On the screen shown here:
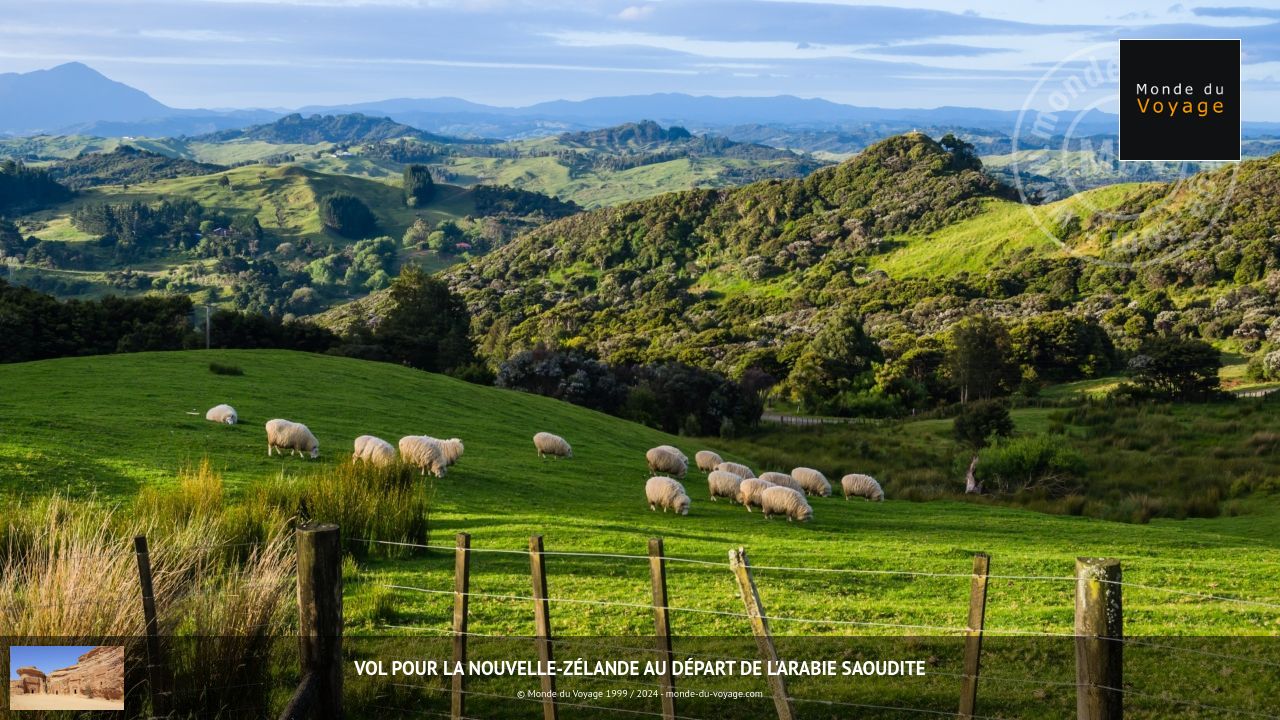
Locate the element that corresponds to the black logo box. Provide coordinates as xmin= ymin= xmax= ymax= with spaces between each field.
xmin=1119 ymin=39 xmax=1241 ymax=162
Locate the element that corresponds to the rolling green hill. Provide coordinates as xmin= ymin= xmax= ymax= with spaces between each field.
xmin=1 ymin=348 xmax=1278 ymax=645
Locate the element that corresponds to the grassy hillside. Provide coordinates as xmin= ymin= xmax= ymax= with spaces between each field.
xmin=1 ymin=349 xmax=1278 ymax=644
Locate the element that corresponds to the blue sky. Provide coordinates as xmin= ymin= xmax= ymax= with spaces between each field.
xmin=9 ymin=646 xmax=101 ymax=679
xmin=0 ymin=1 xmax=1278 ymax=117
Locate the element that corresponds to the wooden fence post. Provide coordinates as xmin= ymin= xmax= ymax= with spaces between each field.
xmin=296 ymin=523 xmax=343 ymax=720
xmin=958 ymin=552 xmax=990 ymax=719
xmin=1075 ymin=558 xmax=1122 ymax=720
xmin=648 ymin=538 xmax=677 ymax=720
xmin=529 ymin=535 xmax=558 ymax=720
xmin=729 ymin=547 xmax=795 ymax=720
xmin=134 ymin=535 xmax=168 ymax=717
xmin=452 ymin=533 xmax=471 ymax=720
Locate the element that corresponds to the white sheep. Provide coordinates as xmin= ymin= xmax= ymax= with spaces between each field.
xmin=656 ymin=445 xmax=689 ymax=463
xmin=265 ymin=419 xmax=319 ymax=459
xmin=716 ymin=461 xmax=755 ymax=479
xmin=695 ymin=450 xmax=723 ymax=473
xmin=841 ymin=473 xmax=884 ymax=502
xmin=791 ymin=467 xmax=832 ymax=497
xmin=353 ymin=435 xmax=396 ymax=467
xmin=707 ymin=470 xmax=743 ymax=503
xmin=759 ymin=471 xmax=804 ymax=493
xmin=439 ymin=438 xmax=465 ymax=466
xmin=646 ymin=446 xmax=688 ymax=478
xmin=737 ymin=477 xmax=776 ymax=512
xmin=760 ymin=486 xmax=813 ymax=522
xmin=399 ymin=435 xmax=449 ymax=477
xmin=645 ymin=476 xmax=691 ymax=515
xmin=205 ymin=404 xmax=238 ymax=425
xmin=533 ymin=432 xmax=573 ymax=459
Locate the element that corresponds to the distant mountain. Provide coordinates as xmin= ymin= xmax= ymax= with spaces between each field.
xmin=560 ymin=120 xmax=694 ymax=148
xmin=61 ymin=110 xmax=283 ymax=139
xmin=195 ymin=113 xmax=471 ymax=145
xmin=0 ymin=63 xmax=173 ymax=134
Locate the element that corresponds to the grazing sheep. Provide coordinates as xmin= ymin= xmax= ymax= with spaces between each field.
xmin=759 ymin=471 xmax=804 ymax=493
xmin=439 ymin=438 xmax=465 ymax=466
xmin=645 ymin=476 xmax=691 ymax=515
xmin=760 ymin=486 xmax=813 ymax=522
xmin=707 ymin=470 xmax=743 ymax=503
xmin=791 ymin=467 xmax=832 ymax=497
xmin=656 ymin=445 xmax=689 ymax=463
xmin=737 ymin=477 xmax=776 ymax=512
xmin=646 ymin=446 xmax=688 ymax=478
xmin=399 ymin=435 xmax=449 ymax=477
xmin=353 ymin=435 xmax=396 ymax=467
xmin=695 ymin=450 xmax=723 ymax=473
xmin=716 ymin=461 xmax=756 ymax=479
xmin=205 ymin=404 xmax=238 ymax=425
xmin=841 ymin=474 xmax=884 ymax=502
xmin=533 ymin=432 xmax=573 ymax=459
xmin=265 ymin=419 xmax=319 ymax=459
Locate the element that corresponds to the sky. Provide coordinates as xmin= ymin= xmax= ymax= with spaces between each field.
xmin=0 ymin=0 xmax=1278 ymax=117
xmin=9 ymin=646 xmax=101 ymax=679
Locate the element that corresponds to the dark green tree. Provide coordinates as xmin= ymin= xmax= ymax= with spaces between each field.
xmin=787 ymin=307 xmax=881 ymax=412
xmin=944 ymin=314 xmax=1020 ymax=403
xmin=953 ymin=399 xmax=1014 ymax=493
xmin=403 ymin=164 xmax=435 ymax=207
xmin=373 ymin=265 xmax=476 ymax=372
xmin=1128 ymin=336 xmax=1221 ymax=401
xmin=318 ymin=192 xmax=377 ymax=239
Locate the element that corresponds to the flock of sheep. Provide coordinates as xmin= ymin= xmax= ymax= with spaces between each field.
xmin=203 ymin=407 xmax=881 ymax=524
xmin=641 ymin=446 xmax=883 ymax=523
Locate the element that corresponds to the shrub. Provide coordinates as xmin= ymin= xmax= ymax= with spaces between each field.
xmin=971 ymin=435 xmax=1087 ymax=496
xmin=209 ymin=362 xmax=244 ymax=376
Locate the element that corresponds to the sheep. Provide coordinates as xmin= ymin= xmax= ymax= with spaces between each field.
xmin=533 ymin=432 xmax=573 ymax=459
xmin=265 ymin=419 xmax=319 ymax=459
xmin=759 ymin=471 xmax=804 ymax=493
xmin=707 ymin=470 xmax=743 ymax=503
xmin=716 ymin=461 xmax=756 ymax=479
xmin=760 ymin=486 xmax=813 ymax=522
xmin=841 ymin=473 xmax=884 ymax=502
xmin=645 ymin=476 xmax=691 ymax=515
xmin=791 ymin=467 xmax=832 ymax=497
xmin=439 ymin=438 xmax=465 ymax=466
xmin=205 ymin=404 xmax=238 ymax=425
xmin=695 ymin=450 xmax=723 ymax=473
xmin=646 ymin=446 xmax=688 ymax=478
xmin=399 ymin=435 xmax=449 ymax=477
xmin=353 ymin=435 xmax=396 ymax=467
xmin=737 ymin=477 xmax=776 ymax=512
xmin=656 ymin=445 xmax=688 ymax=463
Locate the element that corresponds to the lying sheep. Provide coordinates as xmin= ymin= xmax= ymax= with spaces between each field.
xmin=533 ymin=432 xmax=573 ymax=459
xmin=695 ymin=450 xmax=723 ymax=473
xmin=206 ymin=404 xmax=238 ymax=425
xmin=841 ymin=473 xmax=884 ymax=502
xmin=647 ymin=446 xmax=688 ymax=478
xmin=353 ymin=435 xmax=396 ymax=467
xmin=760 ymin=486 xmax=813 ymax=522
xmin=707 ymin=470 xmax=743 ymax=503
xmin=737 ymin=477 xmax=776 ymax=512
xmin=265 ymin=419 xmax=319 ymax=459
xmin=759 ymin=471 xmax=804 ymax=493
xmin=791 ymin=467 xmax=832 ymax=497
xmin=716 ymin=461 xmax=756 ymax=479
xmin=439 ymin=438 xmax=465 ymax=466
xmin=645 ymin=476 xmax=691 ymax=516
xmin=399 ymin=435 xmax=449 ymax=477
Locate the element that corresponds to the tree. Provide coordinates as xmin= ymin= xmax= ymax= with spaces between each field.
xmin=318 ymin=192 xmax=377 ymax=239
xmin=787 ymin=307 xmax=881 ymax=412
xmin=953 ymin=399 xmax=1014 ymax=493
xmin=403 ymin=164 xmax=434 ymax=207
xmin=1127 ymin=336 xmax=1221 ymax=401
xmin=373 ymin=265 xmax=476 ymax=372
xmin=944 ymin=314 xmax=1020 ymax=403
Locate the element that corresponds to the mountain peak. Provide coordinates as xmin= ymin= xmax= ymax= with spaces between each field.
xmin=0 ymin=62 xmax=172 ymax=134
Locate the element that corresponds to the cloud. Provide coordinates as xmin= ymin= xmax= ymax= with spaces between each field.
xmin=1192 ymin=6 xmax=1280 ymax=19
xmin=868 ymin=43 xmax=1014 ymax=57
xmin=618 ymin=5 xmax=653 ymax=21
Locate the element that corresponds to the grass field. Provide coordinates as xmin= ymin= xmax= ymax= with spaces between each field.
xmin=1 ymin=349 xmax=1278 ymax=643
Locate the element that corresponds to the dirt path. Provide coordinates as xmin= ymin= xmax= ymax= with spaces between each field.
xmin=10 ymin=694 xmax=124 ymax=711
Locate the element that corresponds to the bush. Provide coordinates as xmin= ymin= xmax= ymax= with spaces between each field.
xmin=971 ymin=435 xmax=1087 ymax=496
xmin=209 ymin=362 xmax=244 ymax=376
